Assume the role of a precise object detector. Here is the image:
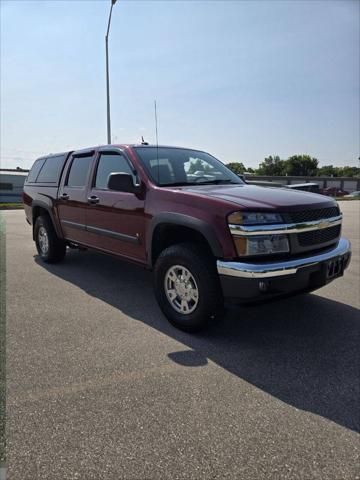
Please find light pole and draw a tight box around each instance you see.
[105,0,117,144]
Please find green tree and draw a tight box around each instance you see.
[285,155,318,176]
[226,162,246,175]
[188,159,207,174]
[337,166,360,177]
[317,165,337,177]
[257,156,285,176]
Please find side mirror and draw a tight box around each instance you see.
[107,173,137,193]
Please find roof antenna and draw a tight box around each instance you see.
[154,99,160,184]
[141,135,148,145]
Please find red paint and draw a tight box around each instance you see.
[23,144,338,264]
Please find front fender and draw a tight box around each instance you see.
[147,212,224,267]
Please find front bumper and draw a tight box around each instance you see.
[217,237,351,302]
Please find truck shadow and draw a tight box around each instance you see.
[35,250,359,433]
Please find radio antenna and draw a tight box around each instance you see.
[154,99,160,184]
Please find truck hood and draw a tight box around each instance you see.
[175,184,336,211]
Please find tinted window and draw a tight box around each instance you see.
[36,155,66,183]
[66,155,93,187]
[27,159,45,183]
[95,154,133,189]
[0,183,13,191]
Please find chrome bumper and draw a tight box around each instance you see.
[217,237,351,279]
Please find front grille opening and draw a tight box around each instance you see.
[287,206,340,223]
[297,225,341,246]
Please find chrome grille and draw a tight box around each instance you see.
[297,224,341,247]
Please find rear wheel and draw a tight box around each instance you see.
[34,215,66,263]
[154,243,224,332]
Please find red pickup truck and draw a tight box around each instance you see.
[23,144,351,331]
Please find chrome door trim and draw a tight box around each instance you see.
[86,225,140,244]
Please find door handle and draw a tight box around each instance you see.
[60,193,69,200]
[87,195,100,204]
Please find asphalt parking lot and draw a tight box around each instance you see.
[3,202,360,480]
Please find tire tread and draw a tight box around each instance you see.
[154,242,223,332]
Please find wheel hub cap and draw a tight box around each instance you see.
[164,265,199,314]
[38,226,49,255]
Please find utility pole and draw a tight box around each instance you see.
[105,0,117,144]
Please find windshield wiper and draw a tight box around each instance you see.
[193,179,240,185]
[160,179,241,187]
[160,182,197,187]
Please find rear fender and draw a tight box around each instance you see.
[32,200,62,240]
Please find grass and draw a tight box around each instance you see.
[0,203,23,210]
[0,214,5,472]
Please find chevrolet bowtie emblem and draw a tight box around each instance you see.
[318,221,330,229]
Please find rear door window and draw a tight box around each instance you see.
[66,155,94,188]
[36,155,66,183]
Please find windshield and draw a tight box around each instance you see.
[134,147,243,186]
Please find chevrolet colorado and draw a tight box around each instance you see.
[23,144,351,331]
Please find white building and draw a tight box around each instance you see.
[0,169,29,203]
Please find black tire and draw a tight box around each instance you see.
[154,243,224,332]
[34,215,66,263]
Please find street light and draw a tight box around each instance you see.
[105,0,117,144]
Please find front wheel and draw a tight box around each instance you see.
[154,243,224,332]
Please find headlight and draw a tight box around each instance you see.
[228,211,283,225]
[233,235,289,256]
[228,211,288,256]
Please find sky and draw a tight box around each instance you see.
[1,0,359,170]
